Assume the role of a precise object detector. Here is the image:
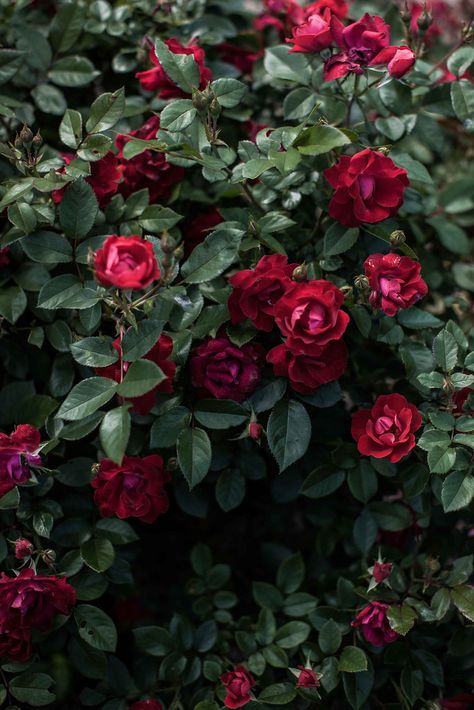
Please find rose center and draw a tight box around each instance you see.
[358,175,375,200]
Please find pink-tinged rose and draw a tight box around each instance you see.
[182,207,223,257]
[52,151,121,208]
[0,424,42,499]
[441,694,474,710]
[220,666,256,709]
[296,666,321,688]
[91,455,170,524]
[364,253,428,317]
[325,13,390,80]
[305,0,348,19]
[274,280,350,351]
[372,561,393,583]
[129,701,163,710]
[248,422,263,441]
[267,339,347,394]
[352,602,400,647]
[94,235,160,290]
[228,254,297,332]
[190,337,263,402]
[0,627,32,662]
[115,116,184,204]
[15,539,34,559]
[136,38,212,99]
[287,10,333,53]
[370,45,416,78]
[324,149,409,228]
[352,393,422,463]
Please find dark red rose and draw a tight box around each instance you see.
[324,149,409,227]
[305,0,348,19]
[352,601,399,647]
[52,152,121,208]
[0,568,76,633]
[287,10,334,53]
[129,700,163,710]
[91,455,170,524]
[15,539,34,559]
[94,234,160,290]
[324,13,390,80]
[372,561,393,583]
[0,424,42,499]
[441,694,474,710]
[248,422,263,441]
[352,393,422,463]
[453,387,473,414]
[0,627,32,662]
[296,666,321,688]
[217,40,264,75]
[274,280,350,351]
[267,339,347,394]
[220,666,256,709]
[364,253,428,317]
[370,45,416,78]
[228,254,297,332]
[190,337,263,402]
[0,246,10,269]
[182,207,223,257]
[95,333,176,415]
[136,38,212,99]
[115,116,185,204]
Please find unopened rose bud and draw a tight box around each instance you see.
[354,274,370,291]
[192,90,209,111]
[417,9,433,32]
[32,130,42,147]
[373,560,393,583]
[19,125,33,145]
[91,462,100,475]
[173,244,184,261]
[340,285,353,301]
[209,98,221,117]
[389,230,406,248]
[161,234,176,254]
[292,264,307,282]
[425,556,440,573]
[375,146,391,156]
[15,538,34,559]
[167,457,178,471]
[41,549,56,566]
[248,422,263,441]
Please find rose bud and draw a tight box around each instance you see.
[372,561,393,583]
[248,422,263,441]
[370,45,416,79]
[220,666,256,709]
[352,601,399,647]
[296,666,321,688]
[14,539,34,559]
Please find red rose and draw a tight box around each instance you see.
[15,539,34,559]
[453,387,472,414]
[136,38,212,99]
[0,568,76,633]
[190,337,263,402]
[91,455,170,524]
[52,152,121,208]
[220,666,256,709]
[0,424,42,498]
[182,207,223,257]
[274,280,349,351]
[296,666,321,688]
[129,701,163,710]
[441,694,474,710]
[0,246,10,269]
[95,333,176,415]
[352,601,399,647]
[94,235,160,290]
[267,339,347,394]
[242,120,270,143]
[115,116,184,204]
[0,627,32,662]
[255,0,305,34]
[324,149,409,228]
[372,561,393,583]
[351,393,422,463]
[370,45,416,78]
[217,41,264,75]
[305,0,348,19]
[324,13,390,80]
[287,10,333,53]
[364,253,428,317]
[228,254,297,332]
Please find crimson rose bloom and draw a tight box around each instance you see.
[228,254,297,332]
[441,694,474,710]
[52,152,121,208]
[129,701,163,710]
[95,333,176,415]
[324,14,390,81]
[267,339,347,394]
[352,602,399,647]
[220,666,256,709]
[364,253,428,317]
[352,393,422,463]
[305,0,348,19]
[0,627,32,662]
[190,337,263,402]
[0,424,41,498]
[370,45,416,78]
[115,116,184,204]
[255,0,305,34]
[92,455,170,524]
[94,235,160,290]
[372,561,393,583]
[324,149,409,228]
[287,10,333,53]
[274,280,349,351]
[136,39,211,99]
[182,207,223,257]
[296,666,321,688]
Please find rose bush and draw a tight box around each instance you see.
[0,0,472,707]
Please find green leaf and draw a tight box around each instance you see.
[160,99,197,132]
[22,230,73,263]
[451,80,474,122]
[100,406,131,464]
[75,604,117,652]
[264,45,310,84]
[154,38,200,93]
[428,215,470,255]
[295,124,351,156]
[417,371,445,389]
[177,428,212,489]
[180,225,243,283]
[451,585,474,623]
[81,537,115,573]
[86,88,125,133]
[442,471,474,512]
[433,330,458,371]
[57,377,118,421]
[320,619,342,655]
[211,78,247,108]
[417,428,451,452]
[275,620,310,649]
[96,518,139,545]
[117,359,165,397]
[347,461,377,504]
[301,466,345,499]
[267,399,311,472]
[59,108,83,149]
[32,83,67,115]
[120,320,164,362]
[253,582,283,611]
[342,662,374,710]
[8,202,37,235]
[0,285,27,323]
[392,152,433,185]
[353,509,377,554]
[150,406,192,448]
[339,646,368,673]
[0,49,25,85]
[70,336,118,368]
[59,179,99,241]
[398,307,443,330]
[323,224,359,256]
[0,487,20,510]
[10,673,55,707]
[48,55,99,87]
[387,605,417,635]
[258,683,297,704]
[139,206,183,233]
[133,626,175,656]
[194,400,248,429]
[215,470,245,512]
[242,158,276,179]
[50,3,85,52]
[277,553,305,595]
[427,446,456,475]
[447,46,474,76]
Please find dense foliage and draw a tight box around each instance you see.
[0,0,473,708]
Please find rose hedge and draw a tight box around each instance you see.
[0,0,473,708]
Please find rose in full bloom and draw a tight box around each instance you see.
[324,149,409,228]
[52,152,121,208]
[0,424,42,498]
[305,0,348,19]
[115,116,185,204]
[91,455,170,524]
[182,207,223,257]
[220,666,256,709]
[372,560,393,583]
[274,280,350,351]
[129,701,163,710]
[190,337,263,402]
[136,38,212,99]
[0,627,32,662]
[370,45,416,78]
[296,666,321,688]
[228,254,297,332]
[441,694,474,710]
[352,602,400,647]
[287,10,333,53]
[351,393,422,463]
[0,568,76,633]
[94,235,160,290]
[15,539,34,559]
[267,340,347,394]
[324,14,390,81]
[364,253,428,316]
[95,333,176,415]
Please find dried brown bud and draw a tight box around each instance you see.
[389,230,406,248]
[192,90,209,111]
[32,130,42,147]
[19,125,34,144]
[161,233,176,253]
[41,549,56,566]
[354,274,370,291]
